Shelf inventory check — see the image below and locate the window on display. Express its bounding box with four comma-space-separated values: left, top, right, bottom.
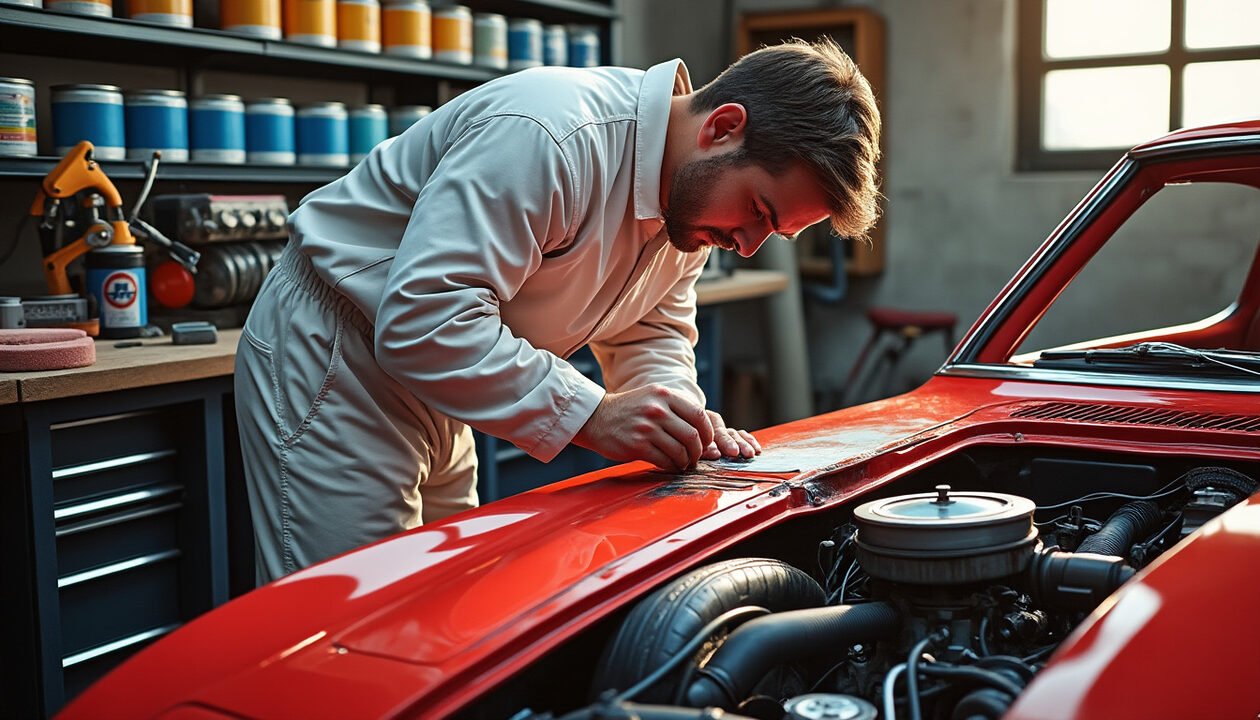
1018, 0, 1260, 171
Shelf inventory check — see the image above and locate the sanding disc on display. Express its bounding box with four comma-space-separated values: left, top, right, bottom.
0, 328, 97, 372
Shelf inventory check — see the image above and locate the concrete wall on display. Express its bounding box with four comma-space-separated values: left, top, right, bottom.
621, 0, 1260, 414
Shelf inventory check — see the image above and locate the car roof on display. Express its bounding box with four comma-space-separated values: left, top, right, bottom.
1132, 118, 1260, 152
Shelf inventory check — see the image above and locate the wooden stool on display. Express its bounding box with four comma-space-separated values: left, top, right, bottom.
839, 307, 958, 406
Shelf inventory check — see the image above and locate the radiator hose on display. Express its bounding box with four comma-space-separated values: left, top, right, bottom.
684, 601, 901, 709
1076, 500, 1162, 557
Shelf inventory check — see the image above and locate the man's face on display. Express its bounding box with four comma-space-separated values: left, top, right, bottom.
663, 152, 832, 257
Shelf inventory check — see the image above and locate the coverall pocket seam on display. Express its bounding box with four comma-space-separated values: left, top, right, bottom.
241, 327, 273, 355
280, 314, 345, 448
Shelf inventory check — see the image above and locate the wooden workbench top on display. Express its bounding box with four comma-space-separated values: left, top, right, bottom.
0, 270, 786, 405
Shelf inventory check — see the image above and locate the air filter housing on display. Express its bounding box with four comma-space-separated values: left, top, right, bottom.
853, 485, 1039, 585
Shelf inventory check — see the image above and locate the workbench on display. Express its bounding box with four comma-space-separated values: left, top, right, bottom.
0, 270, 786, 717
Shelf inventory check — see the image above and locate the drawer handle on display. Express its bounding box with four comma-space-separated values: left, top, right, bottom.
52, 449, 178, 481
56, 501, 183, 538
58, 548, 181, 589
62, 623, 180, 668
54, 484, 183, 523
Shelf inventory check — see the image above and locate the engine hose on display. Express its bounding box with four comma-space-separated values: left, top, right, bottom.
951, 687, 1015, 720
557, 699, 758, 720
1076, 500, 1162, 557
1182, 466, 1258, 500
917, 664, 1025, 698
684, 601, 901, 709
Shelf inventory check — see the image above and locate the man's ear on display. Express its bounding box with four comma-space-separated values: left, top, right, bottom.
697, 103, 747, 150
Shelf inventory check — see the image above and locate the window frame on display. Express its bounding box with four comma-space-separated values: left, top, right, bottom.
1017, 0, 1260, 172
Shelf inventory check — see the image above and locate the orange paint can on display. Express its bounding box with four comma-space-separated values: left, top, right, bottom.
222, 0, 282, 39
432, 4, 471, 64
382, 0, 430, 59
284, 0, 336, 47
128, 0, 193, 27
337, 0, 380, 53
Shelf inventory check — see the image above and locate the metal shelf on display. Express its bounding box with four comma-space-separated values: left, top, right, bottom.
0, 156, 346, 184
482, 0, 618, 20
0, 6, 502, 83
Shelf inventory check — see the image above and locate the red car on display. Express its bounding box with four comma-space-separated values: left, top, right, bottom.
62, 120, 1260, 720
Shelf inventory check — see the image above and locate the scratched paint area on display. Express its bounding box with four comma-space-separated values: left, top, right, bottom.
707, 417, 953, 474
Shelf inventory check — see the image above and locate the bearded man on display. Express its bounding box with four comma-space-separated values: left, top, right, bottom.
235, 38, 882, 583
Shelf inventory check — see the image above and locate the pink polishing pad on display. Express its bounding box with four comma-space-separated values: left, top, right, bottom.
0, 328, 97, 372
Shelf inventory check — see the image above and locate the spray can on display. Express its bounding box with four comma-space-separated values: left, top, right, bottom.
87, 245, 147, 339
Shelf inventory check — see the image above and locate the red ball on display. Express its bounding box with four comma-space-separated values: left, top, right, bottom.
151, 260, 196, 309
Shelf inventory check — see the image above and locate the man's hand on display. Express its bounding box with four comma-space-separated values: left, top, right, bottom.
701, 409, 762, 461
573, 385, 715, 471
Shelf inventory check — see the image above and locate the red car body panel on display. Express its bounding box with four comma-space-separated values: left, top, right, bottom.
58, 122, 1260, 720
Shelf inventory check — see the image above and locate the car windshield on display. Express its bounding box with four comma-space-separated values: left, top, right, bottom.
1013, 181, 1260, 371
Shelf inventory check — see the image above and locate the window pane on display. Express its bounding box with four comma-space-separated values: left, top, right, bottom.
1183, 60, 1260, 127
1045, 0, 1170, 59
1186, 0, 1260, 49
1044, 65, 1170, 149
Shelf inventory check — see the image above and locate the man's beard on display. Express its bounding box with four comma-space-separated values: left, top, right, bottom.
662, 152, 744, 253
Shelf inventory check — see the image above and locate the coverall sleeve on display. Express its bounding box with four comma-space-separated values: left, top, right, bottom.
374, 115, 604, 463
589, 248, 710, 407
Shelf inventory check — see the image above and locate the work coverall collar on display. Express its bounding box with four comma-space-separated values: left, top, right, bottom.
633, 59, 692, 221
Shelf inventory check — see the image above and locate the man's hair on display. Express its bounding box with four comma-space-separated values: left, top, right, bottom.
690, 37, 882, 239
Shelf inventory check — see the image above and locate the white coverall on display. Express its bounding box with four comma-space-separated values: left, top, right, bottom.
235, 60, 711, 582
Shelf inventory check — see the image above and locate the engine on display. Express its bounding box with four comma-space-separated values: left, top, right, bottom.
529, 465, 1257, 720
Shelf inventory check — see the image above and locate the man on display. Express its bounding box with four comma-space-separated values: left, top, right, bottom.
235, 38, 881, 583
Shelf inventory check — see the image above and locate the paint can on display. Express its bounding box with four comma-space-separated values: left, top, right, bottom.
567, 24, 599, 67
1, 0, 42, 6
432, 4, 471, 65
388, 104, 429, 135
337, 0, 380, 53
283, 0, 336, 47
47, 0, 111, 16
297, 101, 348, 166
127, 0, 192, 27
473, 12, 507, 69
246, 97, 295, 165
51, 84, 126, 160
87, 245, 147, 339
349, 103, 387, 164
0, 77, 37, 157
221, 0, 282, 39
125, 89, 188, 162
543, 23, 566, 66
508, 18, 542, 71
190, 94, 246, 164
382, 0, 431, 58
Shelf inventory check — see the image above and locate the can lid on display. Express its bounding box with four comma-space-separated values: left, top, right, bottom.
249, 97, 293, 106
0, 77, 35, 87
196, 93, 245, 102
433, 4, 471, 15
391, 104, 432, 114
90, 244, 146, 255
474, 12, 505, 21
509, 18, 542, 28
352, 103, 388, 112
125, 89, 187, 99
382, 0, 428, 5
52, 83, 124, 93
300, 101, 348, 110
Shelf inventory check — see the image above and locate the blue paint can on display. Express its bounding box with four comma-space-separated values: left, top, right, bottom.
297, 101, 348, 166
87, 245, 147, 339
543, 24, 567, 66
349, 104, 387, 164
246, 97, 296, 165
51, 84, 126, 160
190, 94, 246, 164
388, 104, 431, 136
567, 24, 599, 67
508, 18, 542, 72
125, 89, 188, 162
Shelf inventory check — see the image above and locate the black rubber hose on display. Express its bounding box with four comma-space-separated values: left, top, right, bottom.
684, 601, 901, 709
917, 664, 1024, 697
951, 687, 1015, 720
1182, 466, 1259, 500
1076, 500, 1162, 556
557, 700, 759, 720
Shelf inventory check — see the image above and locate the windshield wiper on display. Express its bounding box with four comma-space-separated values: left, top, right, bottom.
1034, 342, 1260, 378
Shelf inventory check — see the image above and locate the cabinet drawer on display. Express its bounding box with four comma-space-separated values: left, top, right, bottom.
56, 496, 182, 577
50, 407, 187, 469
58, 550, 182, 657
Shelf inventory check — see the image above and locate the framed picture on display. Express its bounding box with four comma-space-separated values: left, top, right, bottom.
737, 8, 887, 277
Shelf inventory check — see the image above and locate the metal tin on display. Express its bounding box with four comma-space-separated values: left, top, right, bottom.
51, 84, 126, 160
245, 97, 295, 165
543, 23, 566, 66
284, 0, 336, 47
47, 0, 111, 16
507, 18, 542, 71
432, 4, 471, 64
1, 0, 42, 6
388, 104, 429, 136
473, 12, 507, 69
348, 103, 387, 163
567, 24, 599, 67
0, 77, 37, 157
87, 245, 147, 339
297, 101, 348, 166
190, 94, 246, 164
125, 89, 188, 162
221, 0, 282, 39
337, 0, 380, 53
127, 0, 192, 27
382, 0, 431, 59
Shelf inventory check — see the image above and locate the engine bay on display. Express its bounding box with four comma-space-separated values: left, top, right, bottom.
462, 447, 1260, 720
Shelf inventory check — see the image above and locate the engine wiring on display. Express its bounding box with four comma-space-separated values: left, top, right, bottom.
1034, 476, 1185, 512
